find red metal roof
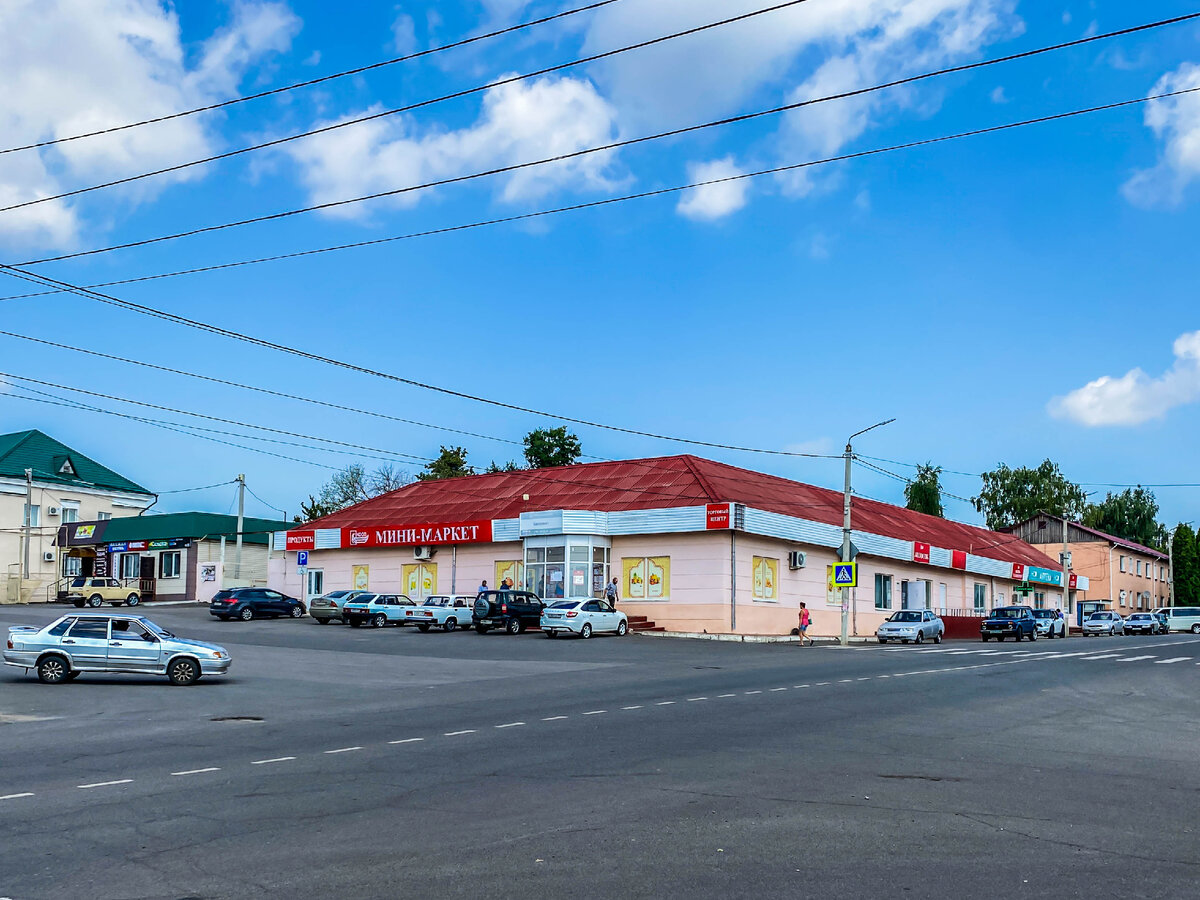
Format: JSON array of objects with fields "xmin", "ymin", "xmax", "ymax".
[{"xmin": 303, "ymin": 454, "xmax": 1056, "ymax": 567}]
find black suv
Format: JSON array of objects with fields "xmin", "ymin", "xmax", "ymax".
[
  {"xmin": 210, "ymin": 588, "xmax": 305, "ymax": 621},
  {"xmin": 980, "ymin": 605, "xmax": 1037, "ymax": 642},
  {"xmin": 472, "ymin": 590, "xmax": 545, "ymax": 635}
]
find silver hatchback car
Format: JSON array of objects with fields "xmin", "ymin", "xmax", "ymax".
[{"xmin": 4, "ymin": 614, "xmax": 231, "ymax": 685}]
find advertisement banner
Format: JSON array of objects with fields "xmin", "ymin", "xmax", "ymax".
[
  {"xmin": 402, "ymin": 563, "xmax": 436, "ymax": 599},
  {"xmin": 1011, "ymin": 563, "xmax": 1026, "ymax": 581},
  {"xmin": 494, "ymin": 560, "xmax": 522, "ymax": 591},
  {"xmin": 647, "ymin": 557, "xmax": 669, "ymax": 599},
  {"xmin": 352, "ymin": 565, "xmax": 369, "ymax": 591},
  {"xmin": 705, "ymin": 503, "xmax": 732, "ymax": 530},
  {"xmin": 341, "ymin": 520, "xmax": 493, "ymax": 548},
  {"xmin": 286, "ymin": 531, "xmax": 316, "ymax": 551},
  {"xmin": 950, "ymin": 550, "xmax": 967, "ymax": 570},
  {"xmin": 912, "ymin": 541, "xmax": 931, "ymax": 564},
  {"xmin": 623, "ymin": 558, "xmax": 647, "ymax": 600}
]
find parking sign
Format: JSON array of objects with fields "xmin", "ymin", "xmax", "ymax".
[{"xmin": 297, "ymin": 550, "xmax": 309, "ymax": 567}]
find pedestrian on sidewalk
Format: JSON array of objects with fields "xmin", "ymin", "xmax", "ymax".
[
  {"xmin": 477, "ymin": 579, "xmax": 488, "ymax": 595},
  {"xmin": 604, "ymin": 577, "xmax": 620, "ymax": 605},
  {"xmin": 798, "ymin": 603, "xmax": 814, "ymax": 646}
]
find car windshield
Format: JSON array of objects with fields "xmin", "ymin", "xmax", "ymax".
[
  {"xmin": 325, "ymin": 590, "xmax": 351, "ymax": 600},
  {"xmin": 550, "ymin": 601, "xmax": 579, "ymax": 609},
  {"xmin": 424, "ymin": 597, "xmax": 449, "ymax": 606},
  {"xmin": 989, "ymin": 608, "xmax": 1024, "ymax": 618},
  {"xmin": 1129, "ymin": 615, "xmax": 1149, "ymax": 621},
  {"xmin": 888, "ymin": 611, "xmax": 921, "ymax": 622},
  {"xmin": 143, "ymin": 619, "xmax": 174, "ymax": 638},
  {"xmin": 1032, "ymin": 610, "xmax": 1054, "ymax": 619},
  {"xmin": 349, "ymin": 594, "xmax": 375, "ymax": 604},
  {"xmin": 69, "ymin": 577, "xmax": 86, "ymax": 587},
  {"xmin": 1089, "ymin": 613, "xmax": 1112, "ymax": 620}
]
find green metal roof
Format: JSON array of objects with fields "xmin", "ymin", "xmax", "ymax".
[
  {"xmin": 0, "ymin": 429, "xmax": 152, "ymax": 495},
  {"xmin": 98, "ymin": 512, "xmax": 292, "ymax": 546}
]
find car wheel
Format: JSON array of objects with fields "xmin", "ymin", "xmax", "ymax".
[
  {"xmin": 37, "ymin": 655, "xmax": 69, "ymax": 684},
  {"xmin": 981, "ymin": 635, "xmax": 988, "ymax": 642},
  {"xmin": 545, "ymin": 630, "xmax": 556, "ymax": 639},
  {"xmin": 72, "ymin": 600, "xmax": 84, "ymax": 608},
  {"xmin": 1029, "ymin": 629, "xmax": 1036, "ymax": 642},
  {"xmin": 216, "ymin": 615, "xmax": 229, "ymax": 621},
  {"xmin": 88, "ymin": 594, "xmax": 103, "ymax": 608},
  {"xmin": 239, "ymin": 607, "xmax": 254, "ymax": 621},
  {"xmin": 617, "ymin": 620, "xmax": 628, "ymax": 637},
  {"xmin": 475, "ymin": 625, "xmax": 489, "ymax": 634},
  {"xmin": 506, "ymin": 618, "xmax": 521, "ymax": 635},
  {"xmin": 290, "ymin": 606, "xmax": 304, "ymax": 619},
  {"xmin": 417, "ymin": 624, "xmax": 431, "ymax": 633},
  {"xmin": 933, "ymin": 632, "xmax": 942, "ymax": 644},
  {"xmin": 315, "ymin": 617, "xmax": 329, "ymax": 625},
  {"xmin": 369, "ymin": 614, "xmax": 386, "ymax": 628},
  {"xmin": 168, "ymin": 657, "xmax": 200, "ymax": 686},
  {"xmin": 915, "ymin": 631, "xmax": 924, "ymax": 645},
  {"xmin": 125, "ymin": 594, "xmax": 140, "ymax": 606},
  {"xmin": 580, "ymin": 623, "xmax": 593, "ymax": 639},
  {"xmin": 1191, "ymin": 623, "xmax": 1200, "ymax": 634},
  {"xmin": 348, "ymin": 619, "xmax": 361, "ymax": 628},
  {"xmin": 879, "ymin": 638, "xmax": 888, "ymax": 644},
  {"xmin": 443, "ymin": 618, "xmax": 457, "ymax": 633}
]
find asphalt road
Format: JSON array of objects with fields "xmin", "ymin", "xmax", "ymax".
[{"xmin": 2, "ymin": 604, "xmax": 1198, "ymax": 899}]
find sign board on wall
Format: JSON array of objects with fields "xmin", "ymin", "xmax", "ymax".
[
  {"xmin": 286, "ymin": 531, "xmax": 315, "ymax": 551},
  {"xmin": 341, "ymin": 520, "xmax": 493, "ymax": 548},
  {"xmin": 950, "ymin": 550, "xmax": 967, "ymax": 570},
  {"xmin": 705, "ymin": 503, "xmax": 732, "ymax": 529},
  {"xmin": 912, "ymin": 541, "xmax": 931, "ymax": 564},
  {"xmin": 1011, "ymin": 563, "xmax": 1026, "ymax": 581}
]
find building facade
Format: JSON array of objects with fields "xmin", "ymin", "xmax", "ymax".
[
  {"xmin": 272, "ymin": 456, "xmax": 1076, "ymax": 636},
  {"xmin": 1, "ymin": 430, "xmax": 154, "ymax": 604}
]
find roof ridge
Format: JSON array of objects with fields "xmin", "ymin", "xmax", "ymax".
[{"xmin": 679, "ymin": 455, "xmax": 724, "ymax": 503}]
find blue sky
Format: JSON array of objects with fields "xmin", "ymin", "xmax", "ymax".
[{"xmin": 1, "ymin": 0, "xmax": 1199, "ymax": 528}]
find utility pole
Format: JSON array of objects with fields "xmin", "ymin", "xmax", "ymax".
[
  {"xmin": 1061, "ymin": 515, "xmax": 1071, "ymax": 626},
  {"xmin": 841, "ymin": 419, "xmax": 895, "ymax": 646},
  {"xmin": 22, "ymin": 468, "xmax": 33, "ymax": 579},
  {"xmin": 234, "ymin": 474, "xmax": 245, "ymax": 582}
]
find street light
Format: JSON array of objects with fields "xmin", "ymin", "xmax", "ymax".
[{"xmin": 841, "ymin": 418, "xmax": 896, "ymax": 646}]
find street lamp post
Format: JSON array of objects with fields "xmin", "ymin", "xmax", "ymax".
[{"xmin": 841, "ymin": 419, "xmax": 896, "ymax": 646}]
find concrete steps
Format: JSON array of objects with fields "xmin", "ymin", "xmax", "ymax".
[{"xmin": 626, "ymin": 614, "xmax": 664, "ymax": 633}]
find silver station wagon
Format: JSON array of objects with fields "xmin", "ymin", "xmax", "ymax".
[{"xmin": 4, "ymin": 614, "xmax": 231, "ymax": 685}]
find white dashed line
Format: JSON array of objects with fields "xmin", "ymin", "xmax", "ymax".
[
  {"xmin": 744, "ymin": 690, "xmax": 762, "ymax": 695},
  {"xmin": 875, "ymin": 675, "xmax": 889, "ymax": 679},
  {"xmin": 1155, "ymin": 658, "xmax": 1192, "ymax": 664},
  {"xmin": 582, "ymin": 710, "xmax": 607, "ymax": 716},
  {"xmin": 251, "ymin": 757, "xmax": 295, "ymax": 765},
  {"xmin": 656, "ymin": 701, "xmax": 676, "ymax": 706},
  {"xmin": 444, "ymin": 730, "xmax": 476, "ymax": 736},
  {"xmin": 856, "ymin": 677, "xmax": 871, "ymax": 681},
  {"xmin": 542, "ymin": 716, "xmax": 568, "ymax": 721},
  {"xmin": 620, "ymin": 706, "xmax": 643, "ymax": 710},
  {"xmin": 1082, "ymin": 654, "xmax": 1122, "ymax": 660},
  {"xmin": 769, "ymin": 688, "xmax": 789, "ymax": 692},
  {"xmin": 1118, "ymin": 656, "xmax": 1156, "ymax": 663},
  {"xmin": 78, "ymin": 779, "xmax": 132, "ymax": 789},
  {"xmin": 171, "ymin": 767, "xmax": 219, "ymax": 776},
  {"xmin": 718, "ymin": 693, "xmax": 737, "ymax": 697},
  {"xmin": 687, "ymin": 697, "xmax": 708, "ymax": 702},
  {"xmin": 495, "ymin": 722, "xmax": 525, "ymax": 729},
  {"xmin": 0, "ymin": 793, "xmax": 34, "ymax": 801},
  {"xmin": 324, "ymin": 746, "xmax": 362, "ymax": 754},
  {"xmin": 838, "ymin": 679, "xmax": 854, "ymax": 683},
  {"xmin": 816, "ymin": 682, "xmax": 831, "ymax": 686},
  {"xmin": 388, "ymin": 738, "xmax": 424, "ymax": 745}
]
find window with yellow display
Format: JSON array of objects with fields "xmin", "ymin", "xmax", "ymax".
[
  {"xmin": 752, "ymin": 556, "xmax": 779, "ymax": 601},
  {"xmin": 622, "ymin": 556, "xmax": 670, "ymax": 600}
]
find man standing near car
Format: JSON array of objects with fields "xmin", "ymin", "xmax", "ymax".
[
  {"xmin": 478, "ymin": 579, "xmax": 488, "ymax": 595},
  {"xmin": 604, "ymin": 577, "xmax": 620, "ymax": 606}
]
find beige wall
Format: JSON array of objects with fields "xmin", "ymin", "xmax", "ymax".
[{"xmin": 1059, "ymin": 541, "xmax": 1168, "ymax": 613}]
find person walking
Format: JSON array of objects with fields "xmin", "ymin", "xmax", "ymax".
[
  {"xmin": 477, "ymin": 579, "xmax": 488, "ymax": 594},
  {"xmin": 798, "ymin": 603, "xmax": 813, "ymax": 646},
  {"xmin": 604, "ymin": 577, "xmax": 620, "ymax": 605}
]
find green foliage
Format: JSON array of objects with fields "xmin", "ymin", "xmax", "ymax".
[
  {"xmin": 523, "ymin": 427, "xmax": 582, "ymax": 469},
  {"xmin": 973, "ymin": 459, "xmax": 1088, "ymax": 532},
  {"xmin": 1082, "ymin": 487, "xmax": 1167, "ymax": 550},
  {"xmin": 417, "ymin": 446, "xmax": 473, "ymax": 481},
  {"xmin": 298, "ymin": 463, "xmax": 413, "ymax": 521},
  {"xmin": 485, "ymin": 460, "xmax": 522, "ymax": 474},
  {"xmin": 904, "ymin": 462, "xmax": 944, "ymax": 518},
  {"xmin": 1172, "ymin": 523, "xmax": 1200, "ymax": 605}
]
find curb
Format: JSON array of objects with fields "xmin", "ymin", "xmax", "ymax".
[{"xmin": 635, "ymin": 631, "xmax": 874, "ymax": 644}]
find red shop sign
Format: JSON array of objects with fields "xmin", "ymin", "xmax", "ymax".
[
  {"xmin": 1011, "ymin": 563, "xmax": 1026, "ymax": 581},
  {"xmin": 286, "ymin": 531, "xmax": 316, "ymax": 551},
  {"xmin": 705, "ymin": 503, "xmax": 732, "ymax": 530},
  {"xmin": 341, "ymin": 520, "xmax": 493, "ymax": 548},
  {"xmin": 1068, "ymin": 573, "xmax": 1078, "ymax": 590},
  {"xmin": 950, "ymin": 550, "xmax": 967, "ymax": 570},
  {"xmin": 912, "ymin": 541, "xmax": 931, "ymax": 564}
]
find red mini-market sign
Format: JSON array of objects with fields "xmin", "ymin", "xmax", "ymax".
[
  {"xmin": 705, "ymin": 503, "xmax": 732, "ymax": 530},
  {"xmin": 341, "ymin": 520, "xmax": 493, "ymax": 548}
]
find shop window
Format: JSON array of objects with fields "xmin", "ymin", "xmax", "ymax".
[
  {"xmin": 939, "ymin": 583, "xmax": 947, "ymax": 610},
  {"xmin": 402, "ymin": 563, "xmax": 436, "ymax": 600},
  {"xmin": 120, "ymin": 554, "xmax": 140, "ymax": 580},
  {"xmin": 160, "ymin": 551, "xmax": 181, "ymax": 580},
  {"xmin": 874, "ymin": 573, "xmax": 892, "ymax": 610},
  {"xmin": 307, "ymin": 569, "xmax": 324, "ymax": 597},
  {"xmin": 622, "ymin": 557, "xmax": 670, "ymax": 601},
  {"xmin": 973, "ymin": 583, "xmax": 987, "ymax": 612},
  {"xmin": 495, "ymin": 560, "xmax": 523, "ymax": 591},
  {"xmin": 591, "ymin": 546, "xmax": 610, "ymax": 597},
  {"xmin": 752, "ymin": 557, "xmax": 779, "ymax": 601},
  {"xmin": 1034, "ymin": 591, "xmax": 1045, "ymax": 609},
  {"xmin": 62, "ymin": 556, "xmax": 82, "ymax": 577}
]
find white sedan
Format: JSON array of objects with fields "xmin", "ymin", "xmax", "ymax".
[
  {"xmin": 876, "ymin": 609, "xmax": 944, "ymax": 644},
  {"xmin": 541, "ymin": 599, "xmax": 628, "ymax": 639}
]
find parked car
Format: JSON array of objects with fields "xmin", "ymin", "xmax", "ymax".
[
  {"xmin": 981, "ymin": 606, "xmax": 1038, "ymax": 642},
  {"xmin": 472, "ymin": 590, "xmax": 545, "ymax": 634},
  {"xmin": 5, "ymin": 614, "xmax": 230, "ymax": 685},
  {"xmin": 1162, "ymin": 607, "xmax": 1200, "ymax": 634},
  {"xmin": 541, "ymin": 598, "xmax": 628, "ymax": 639},
  {"xmin": 64, "ymin": 577, "xmax": 140, "ymax": 608},
  {"xmin": 342, "ymin": 593, "xmax": 415, "ymax": 628},
  {"xmin": 875, "ymin": 609, "xmax": 943, "ymax": 644},
  {"xmin": 1124, "ymin": 613, "xmax": 1159, "ymax": 635},
  {"xmin": 1031, "ymin": 609, "xmax": 1067, "ymax": 639},
  {"xmin": 1082, "ymin": 611, "xmax": 1124, "ymax": 636},
  {"xmin": 404, "ymin": 594, "xmax": 477, "ymax": 632},
  {"xmin": 1154, "ymin": 611, "xmax": 1170, "ymax": 634},
  {"xmin": 308, "ymin": 589, "xmax": 368, "ymax": 625},
  {"xmin": 209, "ymin": 588, "xmax": 305, "ymax": 621}
]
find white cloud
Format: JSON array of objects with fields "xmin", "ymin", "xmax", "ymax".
[
  {"xmin": 1122, "ymin": 64, "xmax": 1200, "ymax": 208},
  {"xmin": 676, "ymin": 157, "xmax": 748, "ymax": 221},
  {"xmin": 990, "ymin": 85, "xmax": 1009, "ymax": 104},
  {"xmin": 1048, "ymin": 331, "xmax": 1200, "ymax": 426},
  {"xmin": 286, "ymin": 75, "xmax": 621, "ymax": 217},
  {"xmin": 0, "ymin": 0, "xmax": 300, "ymax": 249},
  {"xmin": 392, "ymin": 13, "xmax": 417, "ymax": 54}
]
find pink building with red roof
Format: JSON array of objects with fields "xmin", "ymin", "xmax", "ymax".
[{"xmin": 273, "ymin": 455, "xmax": 1077, "ymax": 637}]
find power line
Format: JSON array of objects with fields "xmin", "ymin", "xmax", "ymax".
[
  {"xmin": 12, "ymin": 12, "xmax": 1193, "ymax": 257},
  {"xmin": 0, "ymin": 0, "xmax": 622, "ymax": 157},
  {"xmin": 1, "ymin": 0, "xmax": 818, "ymax": 215},
  {"xmin": 853, "ymin": 457, "xmax": 974, "ymax": 504},
  {"xmin": 857, "ymin": 454, "xmax": 1200, "ymax": 489},
  {"xmin": 158, "ymin": 479, "xmax": 238, "ymax": 495},
  {"xmin": 243, "ymin": 483, "xmax": 288, "ymax": 517}
]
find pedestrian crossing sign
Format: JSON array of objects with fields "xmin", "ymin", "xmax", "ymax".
[{"xmin": 833, "ymin": 562, "xmax": 858, "ymax": 588}]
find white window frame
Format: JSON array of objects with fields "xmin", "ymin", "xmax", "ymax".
[
  {"xmin": 159, "ymin": 551, "xmax": 182, "ymax": 580},
  {"xmin": 874, "ymin": 573, "xmax": 892, "ymax": 610},
  {"xmin": 308, "ymin": 568, "xmax": 324, "ymax": 597},
  {"xmin": 97, "ymin": 511, "xmax": 113, "ymax": 521},
  {"xmin": 1119, "ymin": 555, "xmax": 1126, "ymax": 573},
  {"xmin": 120, "ymin": 553, "xmax": 141, "ymax": 580},
  {"xmin": 22, "ymin": 504, "xmax": 40, "ymax": 527},
  {"xmin": 973, "ymin": 583, "xmax": 987, "ymax": 612},
  {"xmin": 1136, "ymin": 560, "xmax": 1142, "ymax": 576}
]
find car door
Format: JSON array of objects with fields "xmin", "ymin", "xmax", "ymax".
[
  {"xmin": 257, "ymin": 590, "xmax": 285, "ymax": 615},
  {"xmin": 595, "ymin": 599, "xmax": 619, "ymax": 632},
  {"xmin": 62, "ymin": 617, "xmax": 111, "ymax": 669},
  {"xmin": 108, "ymin": 618, "xmax": 164, "ymax": 672},
  {"xmin": 581, "ymin": 600, "xmax": 603, "ymax": 631}
]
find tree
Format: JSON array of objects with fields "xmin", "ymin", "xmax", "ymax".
[
  {"xmin": 296, "ymin": 463, "xmax": 414, "ymax": 522},
  {"xmin": 904, "ymin": 462, "xmax": 944, "ymax": 518},
  {"xmin": 417, "ymin": 446, "xmax": 473, "ymax": 481},
  {"xmin": 523, "ymin": 427, "xmax": 582, "ymax": 469},
  {"xmin": 1082, "ymin": 486, "xmax": 1167, "ymax": 550},
  {"xmin": 973, "ymin": 459, "xmax": 1088, "ymax": 532},
  {"xmin": 485, "ymin": 460, "xmax": 522, "ymax": 474},
  {"xmin": 1172, "ymin": 523, "xmax": 1200, "ymax": 606}
]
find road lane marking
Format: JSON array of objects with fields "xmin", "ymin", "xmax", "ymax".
[
  {"xmin": 324, "ymin": 746, "xmax": 362, "ymax": 754},
  {"xmin": 582, "ymin": 710, "xmax": 607, "ymax": 716},
  {"xmin": 856, "ymin": 677, "xmax": 870, "ymax": 681},
  {"xmin": 874, "ymin": 675, "xmax": 889, "ymax": 679},
  {"xmin": 838, "ymin": 679, "xmax": 854, "ymax": 683},
  {"xmin": 1117, "ymin": 656, "xmax": 1156, "ymax": 662},
  {"xmin": 251, "ymin": 757, "xmax": 295, "ymax": 765},
  {"xmin": 171, "ymin": 768, "xmax": 220, "ymax": 776},
  {"xmin": 1081, "ymin": 654, "xmax": 1122, "ymax": 660},
  {"xmin": 1155, "ymin": 657, "xmax": 1192, "ymax": 664},
  {"xmin": 687, "ymin": 697, "xmax": 708, "ymax": 701},
  {"xmin": 388, "ymin": 738, "xmax": 424, "ymax": 745},
  {"xmin": 444, "ymin": 730, "xmax": 476, "ymax": 736},
  {"xmin": 744, "ymin": 690, "xmax": 762, "ymax": 695},
  {"xmin": 495, "ymin": 722, "xmax": 525, "ymax": 728},
  {"xmin": 0, "ymin": 793, "xmax": 34, "ymax": 801},
  {"xmin": 656, "ymin": 701, "xmax": 676, "ymax": 706},
  {"xmin": 542, "ymin": 716, "xmax": 568, "ymax": 721},
  {"xmin": 78, "ymin": 779, "xmax": 132, "ymax": 789},
  {"xmin": 718, "ymin": 693, "xmax": 737, "ymax": 697},
  {"xmin": 815, "ymin": 682, "xmax": 831, "ymax": 686},
  {"xmin": 793, "ymin": 685, "xmax": 810, "ymax": 689},
  {"xmin": 620, "ymin": 706, "xmax": 643, "ymax": 710},
  {"xmin": 770, "ymin": 688, "xmax": 789, "ymax": 692}
]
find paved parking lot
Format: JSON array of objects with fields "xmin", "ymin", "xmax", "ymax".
[{"xmin": 2, "ymin": 603, "xmax": 1197, "ymax": 899}]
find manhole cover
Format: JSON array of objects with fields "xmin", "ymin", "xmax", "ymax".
[{"xmin": 210, "ymin": 716, "xmax": 263, "ymax": 723}]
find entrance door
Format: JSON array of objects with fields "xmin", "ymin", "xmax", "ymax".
[{"xmin": 139, "ymin": 556, "xmax": 156, "ymax": 599}]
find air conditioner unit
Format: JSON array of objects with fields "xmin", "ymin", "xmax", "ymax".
[
  {"xmin": 46, "ymin": 506, "xmax": 60, "ymax": 517},
  {"xmin": 788, "ymin": 550, "xmax": 807, "ymax": 570},
  {"xmin": 42, "ymin": 551, "xmax": 56, "ymax": 562},
  {"xmin": 413, "ymin": 546, "xmax": 437, "ymax": 561}
]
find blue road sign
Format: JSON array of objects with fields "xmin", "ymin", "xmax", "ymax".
[
  {"xmin": 833, "ymin": 562, "xmax": 858, "ymax": 588},
  {"xmin": 297, "ymin": 550, "xmax": 309, "ymax": 567}
]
